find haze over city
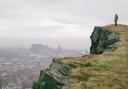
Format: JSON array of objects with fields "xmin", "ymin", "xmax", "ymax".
[{"xmin": 0, "ymin": 0, "xmax": 127, "ymax": 50}]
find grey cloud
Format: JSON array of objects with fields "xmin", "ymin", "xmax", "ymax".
[
  {"xmin": 0, "ymin": 0, "xmax": 127, "ymax": 25},
  {"xmin": 0, "ymin": 0, "xmax": 127, "ymax": 49}
]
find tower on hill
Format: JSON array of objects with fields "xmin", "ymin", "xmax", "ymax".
[{"xmin": 56, "ymin": 43, "xmax": 62, "ymax": 57}]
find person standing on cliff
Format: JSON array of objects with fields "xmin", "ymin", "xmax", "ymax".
[{"xmin": 114, "ymin": 14, "xmax": 118, "ymax": 26}]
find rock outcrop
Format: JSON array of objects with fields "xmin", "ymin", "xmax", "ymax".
[
  {"xmin": 90, "ymin": 27, "xmax": 119, "ymax": 54},
  {"xmin": 33, "ymin": 58, "xmax": 75, "ymax": 89}
]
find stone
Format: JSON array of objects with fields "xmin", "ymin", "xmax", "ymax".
[{"xmin": 90, "ymin": 27, "xmax": 119, "ymax": 54}]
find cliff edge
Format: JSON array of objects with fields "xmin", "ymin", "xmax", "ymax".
[
  {"xmin": 33, "ymin": 24, "xmax": 128, "ymax": 89},
  {"xmin": 90, "ymin": 26, "xmax": 119, "ymax": 54}
]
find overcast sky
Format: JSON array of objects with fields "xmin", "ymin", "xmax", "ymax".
[{"xmin": 0, "ymin": 0, "xmax": 127, "ymax": 50}]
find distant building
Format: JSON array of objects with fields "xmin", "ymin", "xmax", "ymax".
[
  {"xmin": 57, "ymin": 43, "xmax": 61, "ymax": 53},
  {"xmin": 56, "ymin": 43, "xmax": 63, "ymax": 57},
  {"xmin": 30, "ymin": 44, "xmax": 43, "ymax": 53}
]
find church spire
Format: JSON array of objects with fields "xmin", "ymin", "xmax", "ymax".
[
  {"xmin": 57, "ymin": 43, "xmax": 61, "ymax": 53},
  {"xmin": 56, "ymin": 43, "xmax": 62, "ymax": 57}
]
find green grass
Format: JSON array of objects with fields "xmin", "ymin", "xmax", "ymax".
[{"xmin": 59, "ymin": 24, "xmax": 128, "ymax": 89}]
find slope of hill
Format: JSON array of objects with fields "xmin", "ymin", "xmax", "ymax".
[{"xmin": 33, "ymin": 24, "xmax": 128, "ymax": 89}]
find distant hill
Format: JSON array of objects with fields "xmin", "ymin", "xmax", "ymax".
[
  {"xmin": 29, "ymin": 43, "xmax": 83, "ymax": 57},
  {"xmin": 30, "ymin": 44, "xmax": 56, "ymax": 56}
]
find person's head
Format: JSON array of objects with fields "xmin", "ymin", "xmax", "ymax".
[{"xmin": 115, "ymin": 13, "xmax": 118, "ymax": 16}]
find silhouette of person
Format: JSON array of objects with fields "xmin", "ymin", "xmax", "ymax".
[{"xmin": 114, "ymin": 14, "xmax": 118, "ymax": 26}]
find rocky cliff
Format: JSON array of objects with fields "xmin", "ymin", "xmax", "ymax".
[
  {"xmin": 33, "ymin": 24, "xmax": 128, "ymax": 89},
  {"xmin": 90, "ymin": 26, "xmax": 119, "ymax": 54},
  {"xmin": 33, "ymin": 58, "xmax": 75, "ymax": 89}
]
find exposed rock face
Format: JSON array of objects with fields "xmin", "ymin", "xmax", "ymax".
[
  {"xmin": 33, "ymin": 58, "xmax": 74, "ymax": 89},
  {"xmin": 90, "ymin": 27, "xmax": 119, "ymax": 54}
]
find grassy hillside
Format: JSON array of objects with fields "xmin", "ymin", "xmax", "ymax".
[{"xmin": 58, "ymin": 24, "xmax": 128, "ymax": 89}]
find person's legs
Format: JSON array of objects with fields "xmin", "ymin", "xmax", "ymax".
[{"xmin": 115, "ymin": 20, "xmax": 117, "ymax": 26}]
